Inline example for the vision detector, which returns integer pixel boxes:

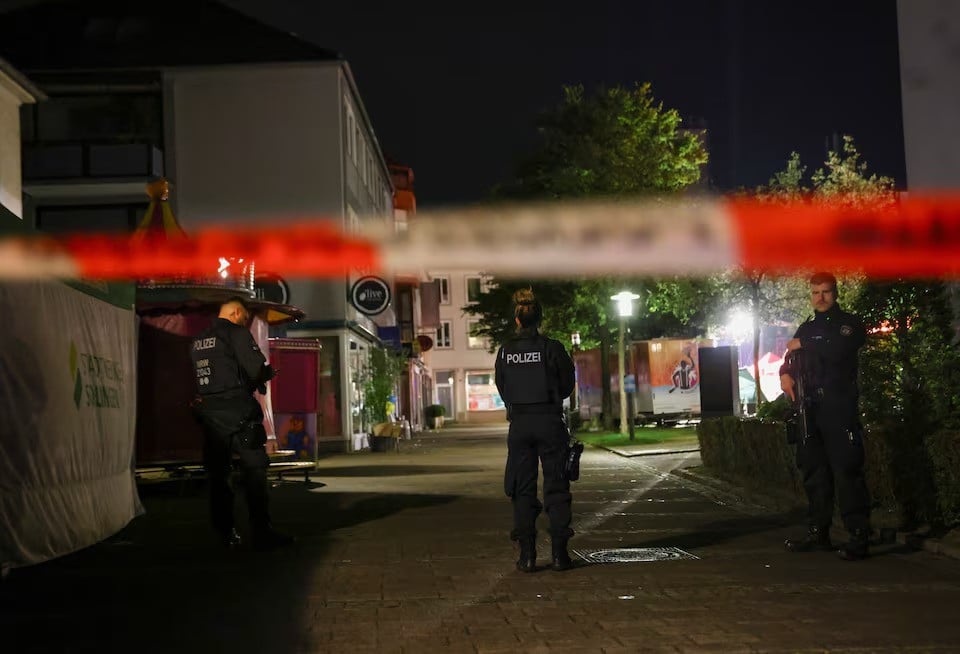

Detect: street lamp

[611,291,640,436]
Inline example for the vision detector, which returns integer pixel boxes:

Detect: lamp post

[611,291,640,436]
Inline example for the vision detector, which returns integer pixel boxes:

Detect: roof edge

[0,57,46,102]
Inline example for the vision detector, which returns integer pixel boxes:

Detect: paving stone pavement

[3,428,960,653]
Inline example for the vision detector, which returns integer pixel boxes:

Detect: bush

[698,416,953,530]
[756,394,791,423]
[697,417,802,499]
[361,348,403,427]
[927,429,960,527]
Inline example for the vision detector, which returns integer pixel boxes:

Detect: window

[344,102,356,161]
[36,203,147,234]
[346,205,360,234]
[358,140,366,184]
[467,371,505,411]
[30,93,162,144]
[435,275,450,304]
[436,321,452,349]
[467,320,489,350]
[466,276,483,303]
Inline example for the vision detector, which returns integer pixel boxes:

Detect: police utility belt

[509,403,563,416]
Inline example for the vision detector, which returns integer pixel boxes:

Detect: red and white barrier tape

[1,195,958,280]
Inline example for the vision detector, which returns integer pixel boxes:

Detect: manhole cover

[573,547,699,563]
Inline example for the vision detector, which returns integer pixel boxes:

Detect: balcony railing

[23,142,164,181]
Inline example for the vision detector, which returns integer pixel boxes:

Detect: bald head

[219,299,250,326]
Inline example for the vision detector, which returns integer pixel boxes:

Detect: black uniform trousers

[796,395,870,534]
[504,413,573,543]
[195,395,271,538]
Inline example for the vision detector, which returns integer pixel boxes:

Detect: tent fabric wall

[136,309,277,464]
[136,311,210,464]
[0,281,142,569]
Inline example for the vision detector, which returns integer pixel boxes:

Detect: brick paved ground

[3,427,960,653]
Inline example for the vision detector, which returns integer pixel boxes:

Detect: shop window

[466,371,504,411]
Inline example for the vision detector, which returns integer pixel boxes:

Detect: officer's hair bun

[513,288,536,306]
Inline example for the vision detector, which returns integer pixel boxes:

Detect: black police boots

[219,527,242,550]
[784,525,834,552]
[837,528,870,561]
[551,540,573,572]
[515,538,536,573]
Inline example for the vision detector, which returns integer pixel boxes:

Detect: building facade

[0,57,42,228]
[388,162,438,434]
[1,0,399,451]
[422,271,505,424]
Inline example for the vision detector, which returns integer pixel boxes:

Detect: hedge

[697,418,960,530]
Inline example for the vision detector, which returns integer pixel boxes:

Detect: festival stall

[133,179,303,466]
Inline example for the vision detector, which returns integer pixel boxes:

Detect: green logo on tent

[70,341,124,410]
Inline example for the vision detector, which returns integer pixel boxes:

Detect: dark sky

[3,0,907,207]
[221,0,905,207]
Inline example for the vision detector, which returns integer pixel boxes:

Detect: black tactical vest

[499,336,552,405]
[190,321,243,396]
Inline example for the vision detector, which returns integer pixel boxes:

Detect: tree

[361,347,404,429]
[497,83,707,200]
[723,136,893,407]
[811,135,896,200]
[465,277,624,428]
[470,83,709,429]
[713,270,809,406]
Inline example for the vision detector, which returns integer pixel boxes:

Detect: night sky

[2,0,907,207]
[222,0,906,207]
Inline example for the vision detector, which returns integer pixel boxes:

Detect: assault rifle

[784,349,811,445]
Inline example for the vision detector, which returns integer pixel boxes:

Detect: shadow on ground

[623,513,802,552]
[313,464,484,477]
[0,481,460,654]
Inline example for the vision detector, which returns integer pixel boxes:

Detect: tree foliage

[718,136,894,405]
[471,82,709,428]
[361,347,404,428]
[496,83,708,200]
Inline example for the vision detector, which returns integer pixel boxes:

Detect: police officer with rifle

[495,289,577,572]
[779,273,869,560]
[190,297,293,551]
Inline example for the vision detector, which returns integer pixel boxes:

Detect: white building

[897,1,960,189]
[1,0,397,451]
[0,57,42,227]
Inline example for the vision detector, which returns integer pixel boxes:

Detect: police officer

[495,289,576,572]
[190,297,292,551]
[780,272,869,560]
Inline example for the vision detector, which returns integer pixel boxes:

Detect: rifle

[561,409,584,481]
[784,349,811,445]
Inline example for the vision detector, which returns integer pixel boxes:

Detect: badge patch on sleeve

[840,325,853,336]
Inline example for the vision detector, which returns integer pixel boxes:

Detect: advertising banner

[644,339,708,414]
[0,281,142,569]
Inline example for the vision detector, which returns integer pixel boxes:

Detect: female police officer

[495,289,576,572]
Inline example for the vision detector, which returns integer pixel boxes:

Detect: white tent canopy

[0,281,142,570]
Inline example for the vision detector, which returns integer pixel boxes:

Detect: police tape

[0,195,959,280]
